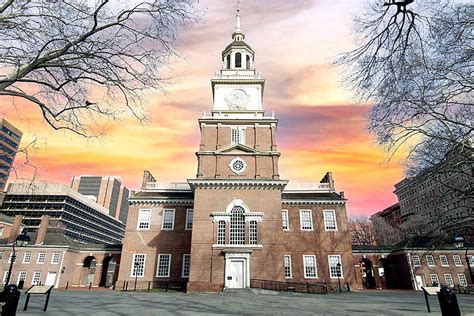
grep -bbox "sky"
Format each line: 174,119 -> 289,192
0,0 -> 405,216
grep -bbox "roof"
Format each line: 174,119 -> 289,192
372,203 -> 400,218
0,213 -> 14,225
222,40 -> 254,55
131,191 -> 194,200
281,192 -> 344,200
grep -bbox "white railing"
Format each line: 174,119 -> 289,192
284,182 -> 332,192
144,182 -> 191,191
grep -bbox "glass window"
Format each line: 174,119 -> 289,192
17,271 -> 27,284
51,253 -> 61,264
182,254 -> 190,278
453,255 -> 462,266
161,209 -> 175,230
157,254 -> 171,277
32,272 -> 41,285
468,255 -> 474,266
284,255 -> 292,278
323,210 -> 337,231
426,255 -> 435,266
131,254 -> 145,277
328,255 -> 343,278
249,221 -> 258,245
230,206 -> 245,245
2,271 -> 9,284
235,52 -> 241,68
299,210 -> 313,230
458,274 -> 467,287
430,274 -> 439,285
303,255 -> 317,278
439,255 -> 449,267
217,221 -> 226,245
282,210 -> 289,230
185,209 -> 193,230
412,255 -> 421,266
231,127 -> 245,144
37,253 -> 46,264
444,274 -> 454,286
137,209 -> 151,230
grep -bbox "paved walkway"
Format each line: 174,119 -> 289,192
16,289 -> 474,315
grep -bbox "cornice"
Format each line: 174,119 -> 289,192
281,199 -> 346,205
187,179 -> 288,190
129,199 -> 194,206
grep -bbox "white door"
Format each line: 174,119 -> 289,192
228,260 -> 245,289
415,275 -> 424,290
45,272 -> 56,286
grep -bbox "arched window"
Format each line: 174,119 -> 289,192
230,206 -> 245,244
246,55 -> 250,69
235,52 -> 242,68
226,55 -> 230,69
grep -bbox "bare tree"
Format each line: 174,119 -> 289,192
349,216 -> 378,246
337,0 -> 473,176
0,0 -> 197,136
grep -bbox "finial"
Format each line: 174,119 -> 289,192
236,1 -> 241,31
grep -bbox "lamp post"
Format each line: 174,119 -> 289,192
4,231 -> 31,292
336,262 -> 342,293
453,236 -> 473,284
133,262 -> 140,291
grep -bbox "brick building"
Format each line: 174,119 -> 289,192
117,12 -> 355,292
0,215 -> 121,289
0,119 -> 22,203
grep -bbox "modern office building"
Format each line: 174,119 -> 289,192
117,12 -> 355,293
0,119 -> 23,192
70,175 -> 129,224
1,181 -> 125,245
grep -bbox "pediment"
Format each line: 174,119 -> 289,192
216,143 -> 261,154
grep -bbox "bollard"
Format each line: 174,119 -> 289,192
306,282 -> 309,293
112,282 -> 116,291
125,281 -> 128,292
148,281 -> 151,292
65,281 -> 69,290
346,282 -> 350,292
88,282 -> 92,290
122,281 -> 126,291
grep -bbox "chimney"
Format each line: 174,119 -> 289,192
340,191 -> 345,199
8,215 -> 24,244
141,170 -> 156,190
35,215 -> 50,245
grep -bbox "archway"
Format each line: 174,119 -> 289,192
99,256 -> 117,288
361,258 -> 376,289
82,256 -> 97,285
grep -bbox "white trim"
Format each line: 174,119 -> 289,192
282,209 -> 289,230
224,252 -> 250,289
37,252 -> 46,264
17,271 -> 27,284
284,255 -> 292,279
156,254 -> 172,278
212,244 -> 262,249
303,255 -> 318,279
225,199 -> 250,214
458,274 -> 467,287
412,255 -> 421,267
32,271 -> 42,285
453,255 -> 463,266
130,253 -> 146,278
439,255 -> 449,267
430,274 -> 439,285
182,254 -> 190,278
229,157 -> 247,175
323,210 -> 338,231
137,209 -> 152,230
51,253 -> 61,264
444,273 -> 454,286
299,209 -> 313,231
185,209 -> 193,230
426,255 -> 436,267
161,209 -> 175,230
328,255 -> 343,279
22,252 -> 32,264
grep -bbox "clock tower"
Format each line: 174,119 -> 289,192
187,9 -> 288,292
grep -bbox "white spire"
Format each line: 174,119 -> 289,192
236,8 -> 241,31
232,3 -> 245,41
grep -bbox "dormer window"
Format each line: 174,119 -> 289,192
235,52 -> 242,68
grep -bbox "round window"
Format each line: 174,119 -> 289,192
229,157 -> 246,174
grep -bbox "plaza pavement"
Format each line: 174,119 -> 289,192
16,289 -> 474,315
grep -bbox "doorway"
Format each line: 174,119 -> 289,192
415,275 -> 425,290
45,272 -> 57,286
224,252 -> 250,289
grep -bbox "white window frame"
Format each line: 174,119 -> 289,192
182,254 -> 190,278
0,252 -> 3,261
8,252 -> 16,263
412,255 -> 421,267
444,273 -> 454,286
328,255 -> 343,278
323,210 -> 338,231
217,221 -> 226,245
156,254 -> 171,278
17,271 -> 27,284
37,253 -> 46,264
303,255 -> 318,279
137,209 -> 152,230
458,274 -> 467,287
161,209 -> 175,230
231,127 -> 245,145
2,271 -> 9,284
468,255 -> 474,266
185,209 -> 193,230
299,209 -> 313,231
284,255 -> 292,279
426,255 -> 435,267
439,255 -> 449,267
130,254 -> 146,278
249,220 -> 258,245
32,272 -> 41,285
430,274 -> 439,285
453,255 -> 463,267
51,253 -> 61,264
282,210 -> 289,230
23,252 -> 32,264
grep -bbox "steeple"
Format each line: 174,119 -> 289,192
232,8 -> 245,42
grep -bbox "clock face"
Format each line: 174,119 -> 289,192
225,89 -> 249,110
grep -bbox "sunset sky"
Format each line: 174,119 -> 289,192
0,0 -> 405,216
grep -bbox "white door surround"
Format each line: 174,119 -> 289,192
224,251 -> 251,289
415,275 -> 424,291
45,272 -> 57,286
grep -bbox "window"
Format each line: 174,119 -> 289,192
217,221 -> 226,245
468,255 -> 474,266
2,271 -> 9,284
0,252 -> 3,260
185,209 -> 193,230
328,255 -> 343,278
137,209 -> 151,230
453,255 -> 462,266
439,255 -> 449,267
249,221 -> 258,245
17,271 -> 27,284
231,128 -> 245,145
8,252 -> 16,263
303,255 -> 317,278
458,274 -> 467,287
299,210 -> 313,231
23,252 -> 32,264
235,52 -> 242,68
37,253 -> 46,264
51,253 -> 61,264
426,255 -> 435,267
444,274 -> 454,286
131,254 -> 146,277
282,210 -> 289,230
161,209 -> 175,230
182,254 -> 190,278
284,255 -> 292,278
246,55 -> 250,69
157,254 -> 171,277
323,210 -> 337,231
32,272 -> 41,285
226,55 -> 230,69
430,274 -> 439,285
230,206 -> 246,245
412,255 -> 421,267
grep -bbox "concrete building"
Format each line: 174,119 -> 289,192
117,12 -> 355,293
1,181 -> 125,245
0,215 -> 121,289
71,175 -> 130,224
0,119 -> 23,193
